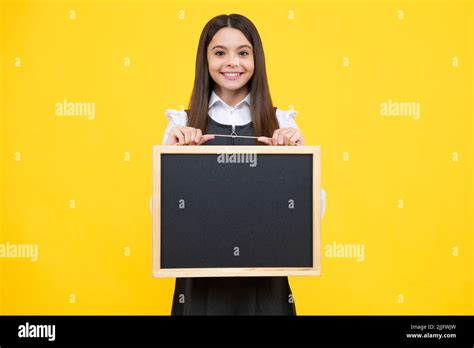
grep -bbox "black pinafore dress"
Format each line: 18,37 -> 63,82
170,115 -> 297,316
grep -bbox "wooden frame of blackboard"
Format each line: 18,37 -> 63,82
152,145 -> 321,278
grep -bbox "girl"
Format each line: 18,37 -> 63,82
162,14 -> 325,315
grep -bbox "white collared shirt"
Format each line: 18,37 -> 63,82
207,90 -> 252,126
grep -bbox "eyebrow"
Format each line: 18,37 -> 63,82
211,44 -> 253,50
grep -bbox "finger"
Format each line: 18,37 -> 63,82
198,134 -> 215,145
182,127 -> 191,145
171,127 -> 184,145
295,136 -> 304,145
289,131 -> 301,146
257,136 -> 272,145
194,129 -> 202,144
278,128 -> 289,145
284,129 -> 297,145
189,128 -> 197,146
293,130 -> 304,145
272,130 -> 280,146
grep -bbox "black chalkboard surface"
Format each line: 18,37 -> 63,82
152,146 -> 321,278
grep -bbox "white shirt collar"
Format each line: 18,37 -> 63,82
208,90 -> 251,109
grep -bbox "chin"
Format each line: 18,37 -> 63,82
222,84 -> 246,91
220,79 -> 249,90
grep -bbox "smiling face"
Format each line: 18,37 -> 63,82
207,27 -> 255,99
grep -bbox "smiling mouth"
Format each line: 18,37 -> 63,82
220,72 -> 244,80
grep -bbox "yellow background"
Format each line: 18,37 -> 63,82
0,0 -> 472,315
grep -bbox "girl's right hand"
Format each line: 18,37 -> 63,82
166,126 -> 215,145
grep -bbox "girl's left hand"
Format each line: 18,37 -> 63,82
258,127 -> 304,146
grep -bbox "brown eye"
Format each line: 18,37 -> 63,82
239,51 -> 249,56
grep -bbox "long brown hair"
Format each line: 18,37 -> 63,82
187,14 -> 279,141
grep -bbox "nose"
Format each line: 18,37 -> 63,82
227,56 -> 240,67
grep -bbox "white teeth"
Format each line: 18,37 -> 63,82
222,73 -> 241,76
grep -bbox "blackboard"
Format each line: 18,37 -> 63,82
152,145 -> 321,278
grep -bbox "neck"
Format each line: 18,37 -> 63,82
214,86 -> 249,107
